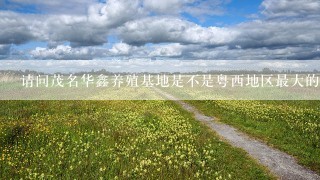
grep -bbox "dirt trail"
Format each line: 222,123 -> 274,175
154,88 -> 320,180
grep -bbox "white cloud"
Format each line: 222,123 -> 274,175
261,0 -> 320,18
88,0 -> 145,27
143,0 -> 226,18
1,0 -> 320,60
149,43 -> 184,57
0,1 -> 234,48
110,43 -> 135,55
232,19 -> 320,49
0,11 -> 107,47
184,0 -> 226,18
0,0 -> 148,47
0,12 -> 36,44
42,15 -> 109,47
30,45 -> 95,60
143,0 -> 192,14
190,45 -> 320,60
118,17 -> 238,46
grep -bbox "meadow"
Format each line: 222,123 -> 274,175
0,101 -> 274,179
188,100 -> 320,174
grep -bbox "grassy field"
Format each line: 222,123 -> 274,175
0,101 -> 274,179
188,100 -> 320,174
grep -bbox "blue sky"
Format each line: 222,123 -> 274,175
0,0 -> 319,60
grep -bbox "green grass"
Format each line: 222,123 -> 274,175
0,101 -> 274,179
188,100 -> 320,174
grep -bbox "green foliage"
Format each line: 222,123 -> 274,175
0,101 -> 273,179
189,100 -> 320,174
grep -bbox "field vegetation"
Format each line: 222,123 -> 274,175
0,101 -> 274,179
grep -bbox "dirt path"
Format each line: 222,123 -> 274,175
154,89 -> 320,180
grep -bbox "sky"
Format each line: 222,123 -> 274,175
0,0 -> 320,60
